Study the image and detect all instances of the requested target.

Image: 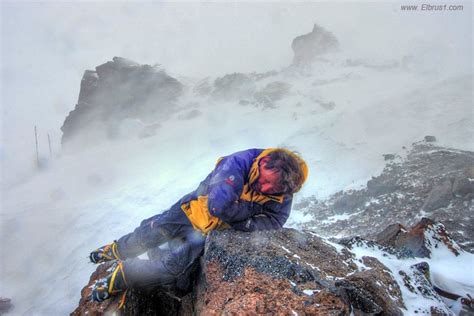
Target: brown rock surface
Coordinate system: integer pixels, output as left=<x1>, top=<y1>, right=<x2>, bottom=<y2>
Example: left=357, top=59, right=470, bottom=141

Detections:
left=70, top=262, right=122, bottom=316
left=73, top=222, right=457, bottom=315
left=374, top=217, right=461, bottom=258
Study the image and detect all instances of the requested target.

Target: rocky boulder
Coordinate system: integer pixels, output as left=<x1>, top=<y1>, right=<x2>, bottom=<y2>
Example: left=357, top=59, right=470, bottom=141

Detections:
left=72, top=218, right=463, bottom=315
left=373, top=217, right=462, bottom=258
left=61, top=57, right=183, bottom=149
left=292, top=24, right=339, bottom=65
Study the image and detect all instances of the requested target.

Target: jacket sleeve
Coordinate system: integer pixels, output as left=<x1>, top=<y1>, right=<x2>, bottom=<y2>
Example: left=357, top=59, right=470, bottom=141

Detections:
left=229, top=197, right=292, bottom=232
left=207, top=156, right=249, bottom=223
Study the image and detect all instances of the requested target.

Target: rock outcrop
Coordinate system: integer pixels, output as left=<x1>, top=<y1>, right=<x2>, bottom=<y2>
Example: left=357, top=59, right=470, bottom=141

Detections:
left=72, top=218, right=462, bottom=315
left=0, top=298, right=13, bottom=314
left=61, top=57, right=183, bottom=149
left=212, top=73, right=256, bottom=101
left=292, top=24, right=339, bottom=65
left=297, top=142, right=474, bottom=252
left=253, top=81, right=292, bottom=107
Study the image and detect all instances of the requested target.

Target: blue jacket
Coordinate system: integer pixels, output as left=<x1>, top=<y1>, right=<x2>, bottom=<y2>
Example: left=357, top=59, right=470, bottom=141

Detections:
left=178, top=148, right=308, bottom=233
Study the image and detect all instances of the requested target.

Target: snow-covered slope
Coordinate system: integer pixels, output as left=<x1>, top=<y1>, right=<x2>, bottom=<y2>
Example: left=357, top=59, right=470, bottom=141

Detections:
left=1, top=53, right=472, bottom=314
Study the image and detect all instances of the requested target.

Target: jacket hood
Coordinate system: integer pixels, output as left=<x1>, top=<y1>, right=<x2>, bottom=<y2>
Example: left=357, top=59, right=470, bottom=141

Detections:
left=248, top=148, right=309, bottom=193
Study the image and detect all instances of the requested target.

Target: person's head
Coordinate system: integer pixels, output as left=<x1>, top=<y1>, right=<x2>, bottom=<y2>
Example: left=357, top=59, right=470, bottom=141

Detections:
left=254, top=149, right=307, bottom=195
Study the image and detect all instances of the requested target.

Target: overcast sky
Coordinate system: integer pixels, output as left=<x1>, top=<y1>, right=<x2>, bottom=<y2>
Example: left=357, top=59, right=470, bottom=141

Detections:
left=1, top=1, right=472, bottom=186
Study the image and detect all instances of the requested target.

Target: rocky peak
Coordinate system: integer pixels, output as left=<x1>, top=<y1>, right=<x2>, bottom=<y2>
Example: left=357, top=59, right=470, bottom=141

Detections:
left=291, top=23, right=340, bottom=65
left=61, top=57, right=183, bottom=149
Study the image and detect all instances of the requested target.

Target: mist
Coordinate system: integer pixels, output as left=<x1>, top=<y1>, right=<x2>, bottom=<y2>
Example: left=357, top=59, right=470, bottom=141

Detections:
left=0, top=1, right=472, bottom=314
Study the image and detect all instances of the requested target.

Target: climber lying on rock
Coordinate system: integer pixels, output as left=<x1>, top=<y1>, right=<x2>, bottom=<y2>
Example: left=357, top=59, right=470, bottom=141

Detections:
left=88, top=148, right=308, bottom=304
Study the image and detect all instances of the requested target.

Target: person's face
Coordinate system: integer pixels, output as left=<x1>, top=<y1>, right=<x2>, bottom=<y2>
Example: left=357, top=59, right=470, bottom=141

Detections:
left=255, top=157, right=283, bottom=194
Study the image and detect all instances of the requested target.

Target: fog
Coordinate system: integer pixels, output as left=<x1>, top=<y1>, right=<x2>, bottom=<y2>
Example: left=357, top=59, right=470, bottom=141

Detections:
left=2, top=1, right=471, bottom=186
left=0, top=1, right=472, bottom=314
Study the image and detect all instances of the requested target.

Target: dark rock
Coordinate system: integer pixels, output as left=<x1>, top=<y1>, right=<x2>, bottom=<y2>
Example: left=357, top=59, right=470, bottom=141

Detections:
left=61, top=57, right=183, bottom=149
left=0, top=297, right=13, bottom=314
left=74, top=221, right=457, bottom=315
left=452, top=176, right=474, bottom=197
left=248, top=70, right=279, bottom=81
left=333, top=191, right=366, bottom=211
left=399, top=262, right=444, bottom=305
left=319, top=100, right=336, bottom=110
left=375, top=223, right=407, bottom=247
left=374, top=221, right=431, bottom=258
left=335, top=279, right=383, bottom=314
left=374, top=218, right=461, bottom=258
left=384, top=154, right=396, bottom=161
left=424, top=136, right=437, bottom=142
left=422, top=179, right=453, bottom=211
left=254, top=81, right=292, bottom=106
left=298, top=143, right=474, bottom=252
left=367, top=174, right=399, bottom=196
left=197, top=229, right=354, bottom=315
left=212, top=73, right=256, bottom=100
left=412, top=262, right=430, bottom=280
left=292, top=24, right=339, bottom=65
left=193, top=78, right=212, bottom=96
left=342, top=256, right=405, bottom=315
left=238, top=99, right=251, bottom=106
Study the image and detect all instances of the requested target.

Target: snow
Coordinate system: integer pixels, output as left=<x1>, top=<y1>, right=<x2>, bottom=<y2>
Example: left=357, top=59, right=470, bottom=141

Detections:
left=348, top=235, right=474, bottom=315
left=302, top=289, right=319, bottom=295
left=321, top=213, right=352, bottom=224
left=425, top=229, right=474, bottom=298
left=320, top=236, right=345, bottom=254
left=1, top=3, right=472, bottom=315
left=320, top=210, right=364, bottom=224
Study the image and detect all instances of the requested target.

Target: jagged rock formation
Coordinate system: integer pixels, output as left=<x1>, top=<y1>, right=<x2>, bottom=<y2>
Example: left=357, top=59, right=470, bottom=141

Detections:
left=61, top=57, right=183, bottom=149
left=61, top=24, right=342, bottom=149
left=212, top=73, right=256, bottom=100
left=292, top=24, right=340, bottom=65
left=72, top=218, right=465, bottom=315
left=296, top=142, right=474, bottom=252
